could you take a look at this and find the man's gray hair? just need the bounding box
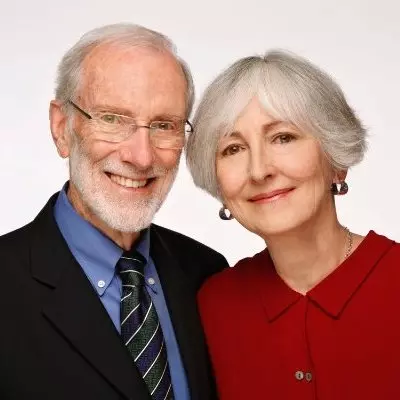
[55,23,194,117]
[186,50,367,199]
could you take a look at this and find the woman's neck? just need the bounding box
[263,214,359,295]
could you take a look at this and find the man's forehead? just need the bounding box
[82,43,180,81]
[77,43,187,116]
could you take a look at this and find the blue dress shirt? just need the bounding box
[54,187,190,400]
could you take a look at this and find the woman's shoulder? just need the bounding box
[359,230,399,253]
[370,230,400,256]
[352,230,400,268]
[198,247,271,297]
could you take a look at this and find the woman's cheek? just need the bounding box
[217,160,248,198]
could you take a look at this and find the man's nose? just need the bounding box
[117,127,155,169]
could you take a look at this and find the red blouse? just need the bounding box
[198,231,400,399]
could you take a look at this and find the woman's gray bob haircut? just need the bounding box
[186,50,367,199]
[55,23,194,117]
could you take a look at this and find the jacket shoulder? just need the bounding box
[151,223,223,256]
[0,222,33,252]
[0,193,58,253]
[151,223,229,278]
[0,222,36,277]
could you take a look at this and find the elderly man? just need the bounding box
[0,24,227,400]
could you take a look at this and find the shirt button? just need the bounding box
[295,371,304,381]
[305,372,313,382]
[147,277,155,285]
[97,280,106,288]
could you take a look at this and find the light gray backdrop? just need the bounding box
[1,0,399,264]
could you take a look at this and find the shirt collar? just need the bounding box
[136,228,150,264]
[249,251,301,322]
[308,231,395,318]
[54,184,151,295]
[251,231,395,321]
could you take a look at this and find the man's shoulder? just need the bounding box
[151,223,222,256]
[0,194,57,249]
[0,194,60,266]
[0,221,33,251]
[0,222,36,276]
[150,223,229,277]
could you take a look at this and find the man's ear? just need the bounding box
[49,100,71,158]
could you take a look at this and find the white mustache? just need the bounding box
[101,160,169,179]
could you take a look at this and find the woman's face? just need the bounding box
[216,97,340,238]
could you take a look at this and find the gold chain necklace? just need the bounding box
[343,226,353,259]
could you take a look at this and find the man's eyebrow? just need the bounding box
[91,104,136,117]
[89,105,184,120]
[151,113,186,121]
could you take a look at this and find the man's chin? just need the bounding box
[91,199,160,233]
[71,176,167,233]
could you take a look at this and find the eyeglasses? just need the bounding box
[68,100,193,150]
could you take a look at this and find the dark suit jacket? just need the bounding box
[0,194,227,400]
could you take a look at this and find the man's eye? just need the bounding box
[221,144,243,156]
[100,114,120,124]
[154,121,176,131]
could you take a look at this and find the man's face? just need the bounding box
[59,45,187,232]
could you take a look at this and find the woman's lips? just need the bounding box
[249,188,294,203]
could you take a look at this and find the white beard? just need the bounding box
[68,135,178,232]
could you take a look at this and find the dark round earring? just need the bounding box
[219,206,234,220]
[331,181,348,195]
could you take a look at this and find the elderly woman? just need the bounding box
[186,51,400,400]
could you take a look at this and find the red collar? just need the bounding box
[246,231,395,321]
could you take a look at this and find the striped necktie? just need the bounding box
[118,251,174,400]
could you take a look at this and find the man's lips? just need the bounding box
[249,188,294,202]
[107,173,156,189]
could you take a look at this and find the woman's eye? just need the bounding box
[100,114,119,124]
[273,133,295,144]
[221,144,243,156]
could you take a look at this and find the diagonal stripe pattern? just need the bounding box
[118,251,174,400]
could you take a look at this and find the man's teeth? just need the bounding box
[110,174,148,188]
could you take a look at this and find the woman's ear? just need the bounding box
[333,169,348,184]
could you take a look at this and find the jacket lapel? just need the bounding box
[150,226,215,400]
[29,196,150,400]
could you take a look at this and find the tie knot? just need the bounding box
[117,251,146,287]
